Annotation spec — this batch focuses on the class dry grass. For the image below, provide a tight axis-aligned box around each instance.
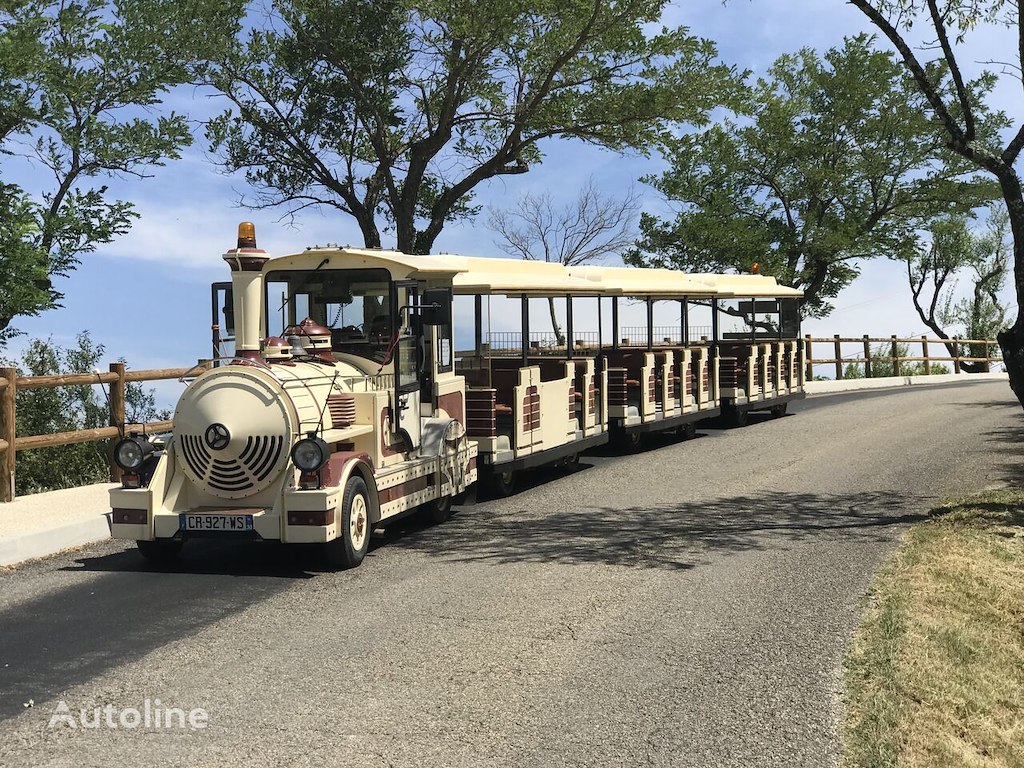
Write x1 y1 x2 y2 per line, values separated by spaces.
842 489 1024 768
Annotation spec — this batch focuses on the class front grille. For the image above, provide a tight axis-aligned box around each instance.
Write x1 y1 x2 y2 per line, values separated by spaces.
178 434 285 495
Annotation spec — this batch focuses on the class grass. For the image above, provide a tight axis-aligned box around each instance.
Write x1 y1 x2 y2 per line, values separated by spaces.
842 489 1024 768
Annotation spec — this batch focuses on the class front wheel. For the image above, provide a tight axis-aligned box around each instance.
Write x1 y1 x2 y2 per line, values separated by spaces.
770 403 788 418
136 539 183 565
726 405 748 428
676 422 697 440
325 476 371 569
615 430 643 454
482 468 516 499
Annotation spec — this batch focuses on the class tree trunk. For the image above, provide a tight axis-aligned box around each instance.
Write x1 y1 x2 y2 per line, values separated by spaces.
355 209 382 249
997 170 1024 407
547 297 565 347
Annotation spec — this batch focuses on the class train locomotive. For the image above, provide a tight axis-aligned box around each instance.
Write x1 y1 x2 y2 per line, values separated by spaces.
109 223 805 568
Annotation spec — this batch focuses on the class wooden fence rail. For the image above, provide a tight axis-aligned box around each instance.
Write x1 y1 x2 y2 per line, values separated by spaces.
804 335 1002 380
0 336 1004 502
0 362 207 503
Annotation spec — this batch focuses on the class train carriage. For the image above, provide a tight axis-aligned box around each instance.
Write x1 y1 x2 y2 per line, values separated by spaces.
109 224 805 568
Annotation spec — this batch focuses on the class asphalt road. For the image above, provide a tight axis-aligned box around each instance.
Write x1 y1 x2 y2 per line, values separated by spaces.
1 381 1021 768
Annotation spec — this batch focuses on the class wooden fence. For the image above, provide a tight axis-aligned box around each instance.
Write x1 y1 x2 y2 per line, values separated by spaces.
804 335 1001 380
0 363 205 503
0 336 1004 502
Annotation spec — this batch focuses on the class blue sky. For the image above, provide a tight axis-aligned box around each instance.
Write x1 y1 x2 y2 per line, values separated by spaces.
3 0 1019 401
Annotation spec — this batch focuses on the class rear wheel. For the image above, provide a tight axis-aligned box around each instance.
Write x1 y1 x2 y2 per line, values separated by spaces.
770 403 788 418
136 539 182 564
420 493 453 525
676 422 697 440
325 476 371 569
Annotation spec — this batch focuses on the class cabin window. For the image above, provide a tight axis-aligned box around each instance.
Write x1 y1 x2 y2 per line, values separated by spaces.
265 268 394 362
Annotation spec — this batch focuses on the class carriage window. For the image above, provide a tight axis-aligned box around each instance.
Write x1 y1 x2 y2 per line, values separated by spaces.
266 268 393 362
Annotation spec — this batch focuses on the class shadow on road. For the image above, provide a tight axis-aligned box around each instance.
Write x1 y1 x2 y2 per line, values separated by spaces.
383 489 927 572
64 539 323 578
981 416 1024 485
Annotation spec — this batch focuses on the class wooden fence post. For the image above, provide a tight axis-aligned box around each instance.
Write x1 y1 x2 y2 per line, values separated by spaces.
891 335 900 376
805 334 813 380
1 367 16 502
921 335 930 375
833 334 842 380
952 337 961 374
863 335 872 378
108 362 126 482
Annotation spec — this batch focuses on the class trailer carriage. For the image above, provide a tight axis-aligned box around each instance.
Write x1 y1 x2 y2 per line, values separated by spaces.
109 224 805 569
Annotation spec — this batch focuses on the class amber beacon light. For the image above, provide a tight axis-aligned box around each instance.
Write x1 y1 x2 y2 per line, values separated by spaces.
237 221 257 249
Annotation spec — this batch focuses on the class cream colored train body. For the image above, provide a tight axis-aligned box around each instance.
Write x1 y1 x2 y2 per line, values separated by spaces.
109 224 805 569
110 225 477 568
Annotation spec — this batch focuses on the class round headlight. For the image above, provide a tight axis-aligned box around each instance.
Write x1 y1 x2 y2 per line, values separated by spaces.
291 437 329 472
113 436 154 471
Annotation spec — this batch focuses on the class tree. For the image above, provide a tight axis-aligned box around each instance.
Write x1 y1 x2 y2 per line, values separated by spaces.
488 178 639 343
0 0 43 143
0 0 242 345
205 0 738 255
9 332 166 495
628 35 999 317
904 208 1009 371
847 1 1024 403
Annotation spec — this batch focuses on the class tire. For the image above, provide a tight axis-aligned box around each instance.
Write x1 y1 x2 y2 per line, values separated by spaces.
726 405 748 428
136 539 183 564
420 493 453 525
770 403 788 418
325 476 371 569
484 468 516 498
615 429 643 454
676 422 697 440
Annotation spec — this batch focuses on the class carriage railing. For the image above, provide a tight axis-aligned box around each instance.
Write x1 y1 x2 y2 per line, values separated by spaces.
470 327 715 357
280 372 394 392
618 326 713 345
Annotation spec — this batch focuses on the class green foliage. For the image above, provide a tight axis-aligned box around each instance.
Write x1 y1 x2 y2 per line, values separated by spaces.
7 332 167 495
848 1 1024 403
904 208 1009 370
629 35 1000 318
205 0 740 254
938 210 1010 343
0 0 242 344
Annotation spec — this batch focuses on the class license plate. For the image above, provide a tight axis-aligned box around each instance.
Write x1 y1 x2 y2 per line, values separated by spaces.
179 514 254 532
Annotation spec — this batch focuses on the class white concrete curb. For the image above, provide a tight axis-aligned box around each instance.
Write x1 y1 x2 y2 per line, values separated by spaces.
804 371 1008 394
0 512 112 567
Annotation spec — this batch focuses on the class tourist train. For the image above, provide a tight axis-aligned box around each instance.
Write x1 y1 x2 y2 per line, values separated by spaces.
109 223 805 568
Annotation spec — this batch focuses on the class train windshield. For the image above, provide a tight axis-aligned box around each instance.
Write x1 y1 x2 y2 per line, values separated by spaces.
265 268 394 362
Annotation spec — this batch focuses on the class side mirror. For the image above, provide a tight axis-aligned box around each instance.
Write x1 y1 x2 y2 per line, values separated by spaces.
420 288 452 326
223 286 236 336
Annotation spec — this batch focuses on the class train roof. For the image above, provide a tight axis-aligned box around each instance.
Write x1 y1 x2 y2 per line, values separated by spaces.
566 265 721 297
695 273 803 298
265 247 467 279
266 248 803 299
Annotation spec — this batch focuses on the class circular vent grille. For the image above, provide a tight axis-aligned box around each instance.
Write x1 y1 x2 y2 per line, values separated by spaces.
173 368 294 499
